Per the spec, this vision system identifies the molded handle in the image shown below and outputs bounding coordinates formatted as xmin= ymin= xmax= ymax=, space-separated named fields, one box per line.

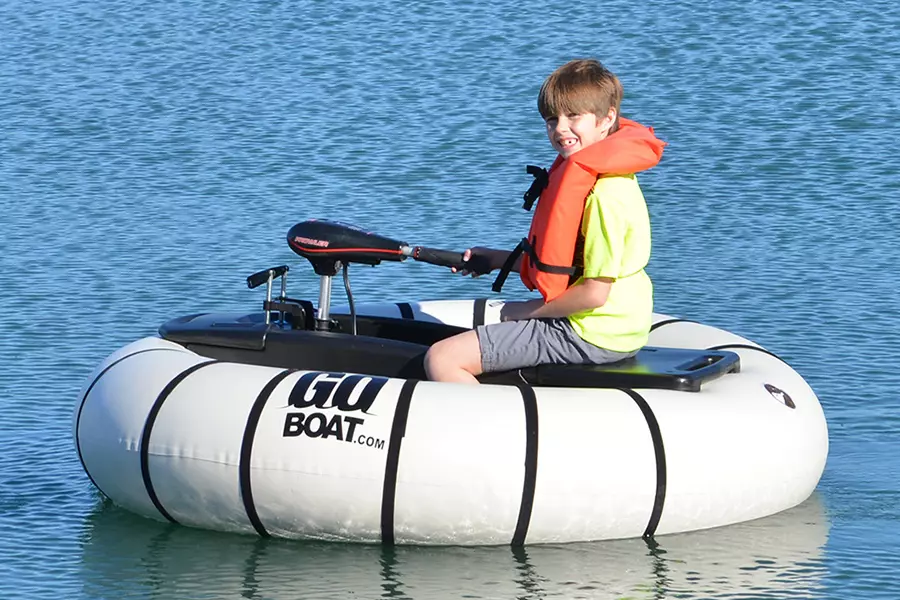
xmin=247 ymin=265 xmax=289 ymax=289
xmin=412 ymin=247 xmax=493 ymax=274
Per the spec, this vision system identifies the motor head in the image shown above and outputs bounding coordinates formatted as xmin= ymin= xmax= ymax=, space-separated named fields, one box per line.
xmin=287 ymin=220 xmax=408 ymax=276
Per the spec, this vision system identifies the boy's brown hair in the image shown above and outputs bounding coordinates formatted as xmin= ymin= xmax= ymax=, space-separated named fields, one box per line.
xmin=537 ymin=59 xmax=623 ymax=132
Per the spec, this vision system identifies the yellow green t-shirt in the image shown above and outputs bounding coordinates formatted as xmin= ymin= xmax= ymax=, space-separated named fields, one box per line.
xmin=566 ymin=174 xmax=653 ymax=352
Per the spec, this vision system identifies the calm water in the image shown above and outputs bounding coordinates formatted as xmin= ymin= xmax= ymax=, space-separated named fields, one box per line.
xmin=2 ymin=0 xmax=899 ymax=598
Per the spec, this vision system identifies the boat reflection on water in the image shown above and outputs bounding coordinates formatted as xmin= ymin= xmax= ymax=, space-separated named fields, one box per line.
xmin=79 ymin=493 xmax=829 ymax=599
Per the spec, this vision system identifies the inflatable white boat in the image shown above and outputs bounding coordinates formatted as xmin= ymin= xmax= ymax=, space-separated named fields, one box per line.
xmin=74 ymin=220 xmax=828 ymax=546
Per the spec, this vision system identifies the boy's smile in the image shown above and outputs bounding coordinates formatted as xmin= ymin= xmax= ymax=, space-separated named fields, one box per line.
xmin=545 ymin=109 xmax=616 ymax=159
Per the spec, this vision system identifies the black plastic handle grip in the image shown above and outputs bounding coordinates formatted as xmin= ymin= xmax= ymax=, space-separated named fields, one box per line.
xmin=412 ymin=247 xmax=492 ymax=275
xmin=247 ymin=265 xmax=289 ymax=289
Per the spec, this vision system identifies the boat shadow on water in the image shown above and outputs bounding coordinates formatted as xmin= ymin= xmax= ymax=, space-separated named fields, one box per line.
xmin=78 ymin=493 xmax=829 ymax=600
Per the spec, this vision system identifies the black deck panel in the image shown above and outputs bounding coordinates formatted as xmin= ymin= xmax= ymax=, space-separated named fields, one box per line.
xmin=514 ymin=347 xmax=740 ymax=392
xmin=160 ymin=312 xmax=740 ymax=392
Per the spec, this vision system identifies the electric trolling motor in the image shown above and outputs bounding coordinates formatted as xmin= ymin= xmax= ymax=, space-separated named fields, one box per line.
xmin=246 ymin=219 xmax=491 ymax=332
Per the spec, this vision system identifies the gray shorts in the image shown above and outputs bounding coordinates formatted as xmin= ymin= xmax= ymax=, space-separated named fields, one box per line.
xmin=475 ymin=317 xmax=638 ymax=373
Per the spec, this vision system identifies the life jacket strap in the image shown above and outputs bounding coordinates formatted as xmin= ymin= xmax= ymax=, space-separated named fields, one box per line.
xmin=522 ymin=165 xmax=549 ymax=211
xmin=491 ymin=236 xmax=579 ymax=294
xmin=522 ymin=236 xmax=578 ymax=275
xmin=491 ymin=239 xmax=525 ymax=293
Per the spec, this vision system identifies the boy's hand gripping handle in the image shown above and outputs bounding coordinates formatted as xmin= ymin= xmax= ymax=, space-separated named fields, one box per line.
xmin=410 ymin=246 xmax=493 ymax=275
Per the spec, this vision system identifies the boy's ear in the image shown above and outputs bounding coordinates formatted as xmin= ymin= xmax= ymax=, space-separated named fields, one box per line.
xmin=600 ymin=107 xmax=617 ymax=133
xmin=605 ymin=106 xmax=618 ymax=125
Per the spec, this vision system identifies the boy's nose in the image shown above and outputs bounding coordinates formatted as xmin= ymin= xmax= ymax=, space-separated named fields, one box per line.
xmin=554 ymin=117 xmax=571 ymax=132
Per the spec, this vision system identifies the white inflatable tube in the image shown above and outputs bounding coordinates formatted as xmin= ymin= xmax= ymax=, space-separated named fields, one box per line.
xmin=74 ymin=301 xmax=828 ymax=545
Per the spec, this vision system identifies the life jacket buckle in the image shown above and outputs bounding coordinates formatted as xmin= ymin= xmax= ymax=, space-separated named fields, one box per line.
xmin=522 ymin=165 xmax=549 ymax=211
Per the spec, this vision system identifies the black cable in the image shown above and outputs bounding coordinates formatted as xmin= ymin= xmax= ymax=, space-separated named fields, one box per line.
xmin=342 ymin=263 xmax=357 ymax=335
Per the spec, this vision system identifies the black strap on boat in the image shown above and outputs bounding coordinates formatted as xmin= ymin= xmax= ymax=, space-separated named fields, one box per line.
xmin=381 ymin=379 xmax=418 ymax=545
xmin=473 ymin=298 xmax=488 ymax=327
xmin=511 ymin=383 xmax=539 ymax=546
xmin=396 ymin=302 xmax=415 ymax=320
xmin=140 ymin=360 xmax=220 ymax=525
xmin=76 ymin=347 xmax=173 ymax=503
xmin=522 ymin=165 xmax=549 ymax=211
xmin=240 ymin=368 xmax=297 ymax=537
xmin=620 ymin=388 xmax=667 ymax=539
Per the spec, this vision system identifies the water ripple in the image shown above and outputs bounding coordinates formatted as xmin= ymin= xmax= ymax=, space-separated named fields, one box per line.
xmin=2 ymin=0 xmax=899 ymax=597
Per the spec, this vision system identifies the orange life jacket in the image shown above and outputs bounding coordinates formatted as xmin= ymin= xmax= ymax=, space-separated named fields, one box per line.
xmin=495 ymin=118 xmax=665 ymax=302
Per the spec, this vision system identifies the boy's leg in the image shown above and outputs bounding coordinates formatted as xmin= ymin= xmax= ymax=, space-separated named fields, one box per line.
xmin=424 ymin=330 xmax=483 ymax=384
xmin=479 ymin=318 xmax=636 ymax=371
xmin=425 ymin=318 xmax=636 ymax=384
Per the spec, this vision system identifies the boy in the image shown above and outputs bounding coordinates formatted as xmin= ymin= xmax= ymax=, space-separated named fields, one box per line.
xmin=424 ymin=59 xmax=665 ymax=384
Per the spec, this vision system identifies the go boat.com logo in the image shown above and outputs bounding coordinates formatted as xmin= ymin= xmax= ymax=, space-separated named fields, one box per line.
xmin=282 ymin=371 xmax=388 ymax=450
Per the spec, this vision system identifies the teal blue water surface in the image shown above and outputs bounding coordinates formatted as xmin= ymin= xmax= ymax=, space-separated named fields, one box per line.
xmin=2 ymin=0 xmax=899 ymax=598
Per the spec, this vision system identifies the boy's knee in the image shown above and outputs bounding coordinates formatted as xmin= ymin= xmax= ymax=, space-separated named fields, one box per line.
xmin=425 ymin=332 xmax=483 ymax=381
xmin=423 ymin=342 xmax=446 ymax=379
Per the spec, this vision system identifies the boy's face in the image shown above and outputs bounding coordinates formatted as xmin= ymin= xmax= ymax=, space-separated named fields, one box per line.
xmin=545 ymin=107 xmax=617 ymax=159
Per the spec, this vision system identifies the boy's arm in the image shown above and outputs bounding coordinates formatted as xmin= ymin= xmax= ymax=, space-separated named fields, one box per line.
xmin=500 ymin=277 xmax=613 ymax=321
